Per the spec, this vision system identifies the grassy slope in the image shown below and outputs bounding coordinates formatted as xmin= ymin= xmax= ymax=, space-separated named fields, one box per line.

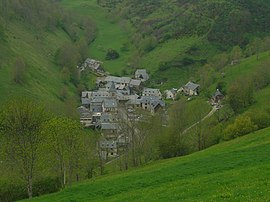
xmin=0 ymin=22 xmax=76 ymax=106
xmin=141 ymin=37 xmax=199 ymax=90
xmin=210 ymin=51 xmax=270 ymax=111
xmin=28 ymin=127 xmax=270 ymax=201
xmin=60 ymin=0 xmax=135 ymax=75
xmin=60 ymin=0 xmax=213 ymax=89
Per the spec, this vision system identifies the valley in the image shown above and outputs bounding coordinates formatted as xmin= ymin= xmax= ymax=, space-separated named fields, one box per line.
xmin=0 ymin=0 xmax=270 ymax=201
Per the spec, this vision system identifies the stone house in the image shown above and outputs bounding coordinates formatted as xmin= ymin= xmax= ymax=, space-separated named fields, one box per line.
xmin=140 ymin=96 xmax=165 ymax=112
xmin=81 ymin=58 xmax=103 ymax=73
xmin=211 ymin=89 xmax=224 ymax=105
xmin=129 ymin=79 xmax=142 ymax=91
xmin=105 ymin=76 xmax=131 ymax=90
xmin=101 ymin=123 xmax=118 ymax=139
xmin=164 ymin=88 xmax=178 ymax=100
xmin=142 ymin=88 xmax=162 ymax=99
xmin=135 ymin=69 xmax=149 ymax=82
xmin=102 ymin=98 xmax=118 ymax=113
xmin=100 ymin=140 xmax=118 ymax=159
xmin=77 ymin=106 xmax=93 ymax=127
xmin=179 ymin=81 xmax=200 ymax=96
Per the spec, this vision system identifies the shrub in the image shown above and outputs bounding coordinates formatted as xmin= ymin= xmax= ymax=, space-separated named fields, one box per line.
xmin=245 ymin=110 xmax=270 ymax=130
xmin=224 ymin=115 xmax=258 ymax=140
xmin=105 ymin=48 xmax=120 ymax=60
xmin=0 ymin=177 xmax=61 ymax=201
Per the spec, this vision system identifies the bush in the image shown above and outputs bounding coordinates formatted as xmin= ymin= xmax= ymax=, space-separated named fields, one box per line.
xmin=245 ymin=110 xmax=270 ymax=130
xmin=158 ymin=62 xmax=170 ymax=71
xmin=105 ymin=48 xmax=120 ymax=60
xmin=0 ymin=177 xmax=61 ymax=201
xmin=227 ymin=77 xmax=254 ymax=113
xmin=140 ymin=36 xmax=157 ymax=53
xmin=224 ymin=115 xmax=258 ymax=140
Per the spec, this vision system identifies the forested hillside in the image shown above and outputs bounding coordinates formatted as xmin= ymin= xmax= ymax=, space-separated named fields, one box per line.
xmin=98 ymin=0 xmax=270 ymax=89
xmin=102 ymin=0 xmax=270 ymax=46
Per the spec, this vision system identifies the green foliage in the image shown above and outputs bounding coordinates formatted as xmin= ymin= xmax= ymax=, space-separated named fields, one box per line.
xmin=224 ymin=115 xmax=258 ymax=140
xmin=211 ymin=53 xmax=229 ymax=70
xmin=0 ymin=177 xmax=61 ymax=202
xmin=245 ymin=110 xmax=270 ymax=130
xmin=0 ymin=0 xmax=98 ymax=106
xmin=251 ymin=59 xmax=270 ymax=90
xmin=0 ymin=98 xmax=48 ymax=198
xmin=106 ymin=0 xmax=270 ymax=47
xmin=227 ymin=77 xmax=254 ymax=113
xmin=140 ymin=36 xmax=157 ymax=53
xmin=158 ymin=99 xmax=211 ymax=158
xmin=27 ymin=127 xmax=270 ymax=201
xmin=0 ymin=98 xmax=99 ymax=200
xmin=230 ymin=46 xmax=243 ymax=63
xmin=105 ymin=48 xmax=120 ymax=60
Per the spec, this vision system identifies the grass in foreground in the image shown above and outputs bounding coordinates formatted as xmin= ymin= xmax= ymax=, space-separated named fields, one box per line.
xmin=27 ymin=127 xmax=270 ymax=201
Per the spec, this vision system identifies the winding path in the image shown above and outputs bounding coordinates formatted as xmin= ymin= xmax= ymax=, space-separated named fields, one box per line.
xmin=182 ymin=105 xmax=220 ymax=134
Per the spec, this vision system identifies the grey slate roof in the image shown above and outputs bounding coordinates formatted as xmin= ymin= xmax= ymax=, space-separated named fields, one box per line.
xmin=140 ymin=96 xmax=159 ymax=104
xmin=150 ymin=99 xmax=165 ymax=109
xmin=143 ymin=88 xmax=161 ymax=95
xmin=101 ymin=123 xmax=118 ymax=130
xmin=77 ymin=106 xmax=92 ymax=118
xmin=185 ymin=82 xmax=200 ymax=91
xmin=105 ymin=76 xmax=131 ymax=84
xmin=91 ymin=97 xmax=105 ymax=103
xmin=81 ymin=98 xmax=91 ymax=105
xmin=126 ymin=98 xmax=141 ymax=105
xmin=135 ymin=69 xmax=149 ymax=80
xmin=100 ymin=113 xmax=114 ymax=123
xmin=169 ymin=88 xmax=177 ymax=94
xmin=103 ymin=99 xmax=118 ymax=108
xmin=130 ymin=79 xmax=142 ymax=87
xmin=213 ymin=89 xmax=223 ymax=97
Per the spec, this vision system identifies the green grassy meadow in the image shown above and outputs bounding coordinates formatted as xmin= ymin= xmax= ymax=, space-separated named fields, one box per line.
xmin=0 ymin=21 xmax=75 ymax=106
xmin=60 ymin=0 xmax=135 ymax=75
xmin=27 ymin=127 xmax=270 ymax=201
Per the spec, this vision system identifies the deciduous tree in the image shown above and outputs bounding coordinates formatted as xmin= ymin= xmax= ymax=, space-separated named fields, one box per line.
xmin=0 ymin=99 xmax=47 ymax=199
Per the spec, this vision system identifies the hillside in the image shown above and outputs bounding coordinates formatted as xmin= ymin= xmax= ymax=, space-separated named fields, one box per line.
xmin=0 ymin=1 xmax=94 ymax=106
xmin=105 ymin=0 xmax=270 ymax=46
xmin=1 ymin=0 xmax=270 ymax=201
xmin=60 ymin=0 xmax=135 ymax=75
xmin=97 ymin=0 xmax=270 ymax=90
xmin=27 ymin=127 xmax=270 ymax=201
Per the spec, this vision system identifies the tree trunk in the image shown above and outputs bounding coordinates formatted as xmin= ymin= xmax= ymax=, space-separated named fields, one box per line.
xmin=100 ymin=162 xmax=104 ymax=175
xmin=63 ymin=168 xmax=66 ymax=188
xmin=27 ymin=177 xmax=33 ymax=199
xmin=87 ymin=168 xmax=93 ymax=179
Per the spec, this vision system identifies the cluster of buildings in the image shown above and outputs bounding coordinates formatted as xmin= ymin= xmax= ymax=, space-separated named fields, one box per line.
xmin=77 ymin=69 xmax=165 ymax=160
xmin=77 ymin=58 xmax=225 ymax=160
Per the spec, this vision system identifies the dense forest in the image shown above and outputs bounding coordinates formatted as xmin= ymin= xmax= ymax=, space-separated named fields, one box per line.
xmin=100 ymin=0 xmax=270 ymax=46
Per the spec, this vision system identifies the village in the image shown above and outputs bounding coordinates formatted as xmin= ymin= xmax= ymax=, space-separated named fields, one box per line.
xmin=77 ymin=58 xmax=224 ymax=161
